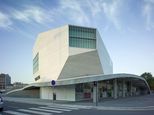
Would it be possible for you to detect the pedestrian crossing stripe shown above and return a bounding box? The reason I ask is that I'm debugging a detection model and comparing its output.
[18,109,52,115]
[4,110,30,115]
[3,104,90,115]
[40,106,72,111]
[47,105,79,110]
[29,107,62,113]
[58,104,90,108]
[48,104,91,109]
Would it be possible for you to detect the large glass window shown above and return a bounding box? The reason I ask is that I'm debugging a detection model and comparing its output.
[69,26,96,49]
[99,80,113,98]
[33,53,39,73]
[75,83,92,100]
[69,37,96,49]
[76,83,84,93]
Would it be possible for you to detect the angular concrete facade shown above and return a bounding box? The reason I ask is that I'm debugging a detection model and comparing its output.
[58,51,103,79]
[33,25,113,82]
[33,25,69,82]
[96,31,113,74]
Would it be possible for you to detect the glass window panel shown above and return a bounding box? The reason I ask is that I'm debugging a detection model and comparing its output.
[69,26,96,49]
[69,37,96,49]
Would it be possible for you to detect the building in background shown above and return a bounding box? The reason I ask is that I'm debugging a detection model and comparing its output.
[5,82,29,93]
[0,73,11,90]
[12,82,28,88]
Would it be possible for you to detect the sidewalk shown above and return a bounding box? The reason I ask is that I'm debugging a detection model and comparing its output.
[4,96,94,108]
[4,93,154,109]
[71,94,154,108]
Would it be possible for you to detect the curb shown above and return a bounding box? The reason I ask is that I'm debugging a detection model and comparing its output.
[95,106,154,111]
[4,97,93,109]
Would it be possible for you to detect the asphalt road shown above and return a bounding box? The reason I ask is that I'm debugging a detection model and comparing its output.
[1,101,154,115]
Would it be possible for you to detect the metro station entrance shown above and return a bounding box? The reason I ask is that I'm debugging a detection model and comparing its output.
[98,80,114,99]
[75,83,93,101]
[75,77,149,101]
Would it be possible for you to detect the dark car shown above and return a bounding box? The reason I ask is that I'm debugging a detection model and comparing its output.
[0,92,3,111]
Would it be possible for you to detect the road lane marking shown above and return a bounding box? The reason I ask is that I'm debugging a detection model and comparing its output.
[96,107,154,111]
[4,110,30,115]
[29,108,62,113]
[40,106,72,111]
[56,104,91,109]
[7,106,19,109]
[18,109,52,115]
[48,105,79,110]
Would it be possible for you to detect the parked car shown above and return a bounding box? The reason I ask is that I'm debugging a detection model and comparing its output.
[0,92,3,111]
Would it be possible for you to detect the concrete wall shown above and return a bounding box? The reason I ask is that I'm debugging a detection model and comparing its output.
[33,25,69,82]
[40,85,75,101]
[58,50,103,79]
[96,30,113,74]
[6,89,40,98]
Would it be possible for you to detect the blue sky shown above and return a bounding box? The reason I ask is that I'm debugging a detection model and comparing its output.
[0,0,154,83]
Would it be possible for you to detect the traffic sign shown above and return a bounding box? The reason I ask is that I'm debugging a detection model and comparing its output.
[51,80,56,86]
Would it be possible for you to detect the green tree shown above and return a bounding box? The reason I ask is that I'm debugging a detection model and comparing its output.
[141,72,154,90]
[141,72,153,80]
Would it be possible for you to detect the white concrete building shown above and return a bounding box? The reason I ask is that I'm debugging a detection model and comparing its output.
[7,25,150,101]
[33,25,113,82]
[31,25,150,101]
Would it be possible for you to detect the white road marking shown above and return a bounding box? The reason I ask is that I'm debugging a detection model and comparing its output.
[40,106,72,111]
[96,107,154,111]
[48,105,79,110]
[4,104,89,115]
[29,107,62,113]
[7,106,19,109]
[18,109,52,115]
[4,110,30,115]
[58,104,91,109]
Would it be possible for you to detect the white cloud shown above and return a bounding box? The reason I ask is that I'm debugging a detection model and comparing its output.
[0,0,127,31]
[13,6,53,24]
[0,12,12,29]
[144,0,154,3]
[143,0,154,30]
[102,0,123,30]
[59,0,90,25]
[56,0,124,29]
[85,0,124,30]
[0,5,55,30]
[87,0,102,16]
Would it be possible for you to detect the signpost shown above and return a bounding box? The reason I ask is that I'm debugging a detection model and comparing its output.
[51,80,56,102]
[51,80,56,86]
[93,81,98,106]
